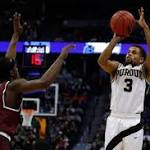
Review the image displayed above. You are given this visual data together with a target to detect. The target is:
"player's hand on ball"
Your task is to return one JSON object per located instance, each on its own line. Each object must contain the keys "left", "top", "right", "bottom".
{"left": 60, "top": 44, "right": 76, "bottom": 59}
{"left": 113, "top": 33, "right": 124, "bottom": 42}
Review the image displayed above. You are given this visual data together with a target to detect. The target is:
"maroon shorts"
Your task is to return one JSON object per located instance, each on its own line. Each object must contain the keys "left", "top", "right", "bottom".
{"left": 0, "top": 135, "right": 11, "bottom": 150}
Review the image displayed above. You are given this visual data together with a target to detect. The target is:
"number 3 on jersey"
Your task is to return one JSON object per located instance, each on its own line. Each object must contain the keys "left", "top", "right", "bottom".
{"left": 124, "top": 78, "right": 133, "bottom": 92}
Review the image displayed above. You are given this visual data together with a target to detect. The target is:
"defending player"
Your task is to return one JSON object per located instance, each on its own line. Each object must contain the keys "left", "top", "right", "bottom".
{"left": 97, "top": 7, "right": 150, "bottom": 150}
{"left": 0, "top": 13, "right": 75, "bottom": 150}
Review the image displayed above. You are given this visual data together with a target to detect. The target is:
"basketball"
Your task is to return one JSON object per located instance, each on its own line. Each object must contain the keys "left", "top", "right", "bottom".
{"left": 110, "top": 10, "right": 135, "bottom": 37}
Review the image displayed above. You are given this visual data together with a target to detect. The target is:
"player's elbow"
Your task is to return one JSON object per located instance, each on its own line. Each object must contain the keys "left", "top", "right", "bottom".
{"left": 97, "top": 57, "right": 106, "bottom": 67}
{"left": 39, "top": 79, "right": 52, "bottom": 89}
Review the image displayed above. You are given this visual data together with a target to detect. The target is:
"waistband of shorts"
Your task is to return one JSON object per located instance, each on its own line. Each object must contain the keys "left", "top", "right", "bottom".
{"left": 110, "top": 112, "right": 141, "bottom": 119}
{"left": 0, "top": 131, "right": 11, "bottom": 142}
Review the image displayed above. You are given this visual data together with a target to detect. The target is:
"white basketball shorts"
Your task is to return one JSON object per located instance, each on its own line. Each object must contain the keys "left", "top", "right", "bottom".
{"left": 105, "top": 112, "right": 143, "bottom": 150}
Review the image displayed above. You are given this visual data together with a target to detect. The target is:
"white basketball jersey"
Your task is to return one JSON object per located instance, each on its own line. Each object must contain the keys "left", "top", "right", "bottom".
{"left": 110, "top": 63, "right": 146, "bottom": 113}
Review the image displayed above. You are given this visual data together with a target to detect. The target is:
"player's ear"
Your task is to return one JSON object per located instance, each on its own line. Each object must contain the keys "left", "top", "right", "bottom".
{"left": 10, "top": 69, "right": 15, "bottom": 77}
{"left": 140, "top": 57, "right": 144, "bottom": 63}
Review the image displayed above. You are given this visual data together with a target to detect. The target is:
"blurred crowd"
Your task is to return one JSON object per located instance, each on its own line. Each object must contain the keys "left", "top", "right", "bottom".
{"left": 0, "top": 0, "right": 149, "bottom": 42}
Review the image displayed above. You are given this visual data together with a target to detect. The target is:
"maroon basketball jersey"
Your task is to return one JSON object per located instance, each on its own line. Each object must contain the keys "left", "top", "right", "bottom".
{"left": 0, "top": 81, "right": 22, "bottom": 137}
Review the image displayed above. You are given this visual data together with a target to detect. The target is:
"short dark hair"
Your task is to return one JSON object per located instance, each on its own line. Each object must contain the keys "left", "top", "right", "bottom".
{"left": 131, "top": 44, "right": 146, "bottom": 60}
{"left": 0, "top": 57, "right": 16, "bottom": 81}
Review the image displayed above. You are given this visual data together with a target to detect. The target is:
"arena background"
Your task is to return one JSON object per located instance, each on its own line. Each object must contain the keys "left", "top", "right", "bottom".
{"left": 0, "top": 0, "right": 149, "bottom": 149}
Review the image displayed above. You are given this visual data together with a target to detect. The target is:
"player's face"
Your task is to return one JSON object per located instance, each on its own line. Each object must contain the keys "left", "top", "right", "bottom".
{"left": 11, "top": 65, "right": 20, "bottom": 79}
{"left": 15, "top": 67, "right": 20, "bottom": 78}
{"left": 125, "top": 46, "right": 143, "bottom": 65}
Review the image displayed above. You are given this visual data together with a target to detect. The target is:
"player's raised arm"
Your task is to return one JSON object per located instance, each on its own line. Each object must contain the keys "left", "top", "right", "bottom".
{"left": 5, "top": 12, "right": 24, "bottom": 60}
{"left": 97, "top": 34, "right": 122, "bottom": 74}
{"left": 138, "top": 7, "right": 150, "bottom": 80}
{"left": 8, "top": 44, "right": 75, "bottom": 93}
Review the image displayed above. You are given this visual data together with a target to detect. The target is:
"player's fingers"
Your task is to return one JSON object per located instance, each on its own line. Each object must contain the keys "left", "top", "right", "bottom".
{"left": 67, "top": 44, "right": 76, "bottom": 50}
{"left": 18, "top": 13, "right": 21, "bottom": 22}
{"left": 22, "top": 22, "right": 27, "bottom": 30}
{"left": 141, "top": 7, "right": 144, "bottom": 12}
{"left": 63, "top": 44, "right": 76, "bottom": 51}
{"left": 13, "top": 12, "right": 18, "bottom": 22}
{"left": 140, "top": 7, "right": 144, "bottom": 16}
{"left": 138, "top": 8, "right": 144, "bottom": 19}
{"left": 16, "top": 13, "right": 21, "bottom": 26}
{"left": 138, "top": 9, "right": 141, "bottom": 15}
{"left": 113, "top": 33, "right": 116, "bottom": 37}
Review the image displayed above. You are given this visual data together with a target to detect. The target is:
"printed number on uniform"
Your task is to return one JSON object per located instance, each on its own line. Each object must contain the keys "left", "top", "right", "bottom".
{"left": 124, "top": 78, "right": 133, "bottom": 92}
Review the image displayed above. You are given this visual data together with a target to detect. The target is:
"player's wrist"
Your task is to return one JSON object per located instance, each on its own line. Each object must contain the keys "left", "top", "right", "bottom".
{"left": 59, "top": 54, "right": 67, "bottom": 61}
{"left": 12, "top": 33, "right": 20, "bottom": 39}
{"left": 143, "top": 25, "right": 149, "bottom": 31}
{"left": 111, "top": 37, "right": 119, "bottom": 44}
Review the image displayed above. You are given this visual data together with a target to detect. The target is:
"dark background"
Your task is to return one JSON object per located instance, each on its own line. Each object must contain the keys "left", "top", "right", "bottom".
{"left": 0, "top": 0, "right": 149, "bottom": 42}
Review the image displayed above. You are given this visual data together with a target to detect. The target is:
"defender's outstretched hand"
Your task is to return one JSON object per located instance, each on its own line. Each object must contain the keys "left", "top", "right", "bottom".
{"left": 5, "top": 12, "right": 25, "bottom": 59}
{"left": 60, "top": 44, "right": 76, "bottom": 59}
{"left": 13, "top": 12, "right": 25, "bottom": 36}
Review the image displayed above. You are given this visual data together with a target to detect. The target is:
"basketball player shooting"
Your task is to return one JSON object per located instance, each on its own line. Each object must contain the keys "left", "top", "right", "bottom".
{"left": 0, "top": 13, "right": 75, "bottom": 150}
{"left": 97, "top": 7, "right": 150, "bottom": 150}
